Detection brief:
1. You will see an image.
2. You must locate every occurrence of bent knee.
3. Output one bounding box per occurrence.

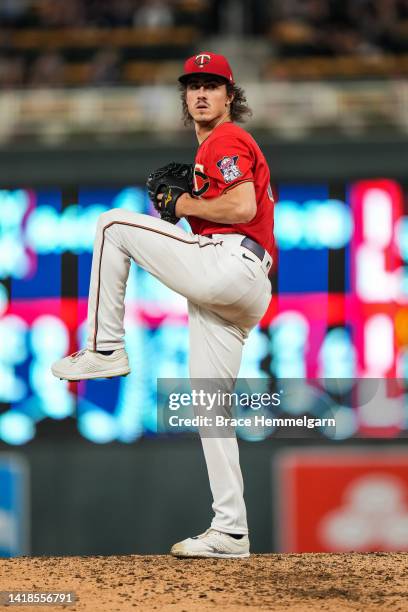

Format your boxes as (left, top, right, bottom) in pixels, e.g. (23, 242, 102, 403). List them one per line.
(97, 208, 124, 228)
(97, 209, 148, 231)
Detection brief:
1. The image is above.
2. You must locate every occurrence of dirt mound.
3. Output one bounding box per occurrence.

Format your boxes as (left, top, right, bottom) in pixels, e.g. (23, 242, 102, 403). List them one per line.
(1, 553, 407, 611)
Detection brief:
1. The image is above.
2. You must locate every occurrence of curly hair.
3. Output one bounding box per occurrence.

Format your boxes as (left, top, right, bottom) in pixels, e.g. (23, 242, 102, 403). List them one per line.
(179, 82, 252, 127)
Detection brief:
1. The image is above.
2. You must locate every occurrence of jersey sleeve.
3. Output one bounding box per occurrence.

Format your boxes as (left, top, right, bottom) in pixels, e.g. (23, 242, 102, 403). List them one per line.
(207, 136, 254, 193)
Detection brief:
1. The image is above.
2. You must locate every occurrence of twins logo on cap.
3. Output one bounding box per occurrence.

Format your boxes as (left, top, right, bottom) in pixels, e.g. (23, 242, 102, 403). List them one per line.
(195, 54, 211, 68)
(178, 52, 234, 84)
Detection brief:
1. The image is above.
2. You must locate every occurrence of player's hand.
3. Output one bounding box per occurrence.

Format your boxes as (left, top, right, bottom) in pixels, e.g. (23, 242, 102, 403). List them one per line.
(157, 191, 189, 218)
(146, 162, 193, 225)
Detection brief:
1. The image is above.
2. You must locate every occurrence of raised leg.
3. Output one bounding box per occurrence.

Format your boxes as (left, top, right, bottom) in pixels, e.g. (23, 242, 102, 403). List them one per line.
(86, 208, 223, 351)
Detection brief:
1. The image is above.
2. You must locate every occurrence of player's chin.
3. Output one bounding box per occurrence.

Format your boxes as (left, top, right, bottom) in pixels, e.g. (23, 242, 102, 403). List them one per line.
(192, 110, 213, 122)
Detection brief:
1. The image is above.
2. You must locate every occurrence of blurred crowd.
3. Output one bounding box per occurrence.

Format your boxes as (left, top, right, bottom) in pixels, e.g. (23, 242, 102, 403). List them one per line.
(0, 0, 207, 88)
(0, 0, 178, 29)
(270, 0, 408, 58)
(0, 0, 408, 88)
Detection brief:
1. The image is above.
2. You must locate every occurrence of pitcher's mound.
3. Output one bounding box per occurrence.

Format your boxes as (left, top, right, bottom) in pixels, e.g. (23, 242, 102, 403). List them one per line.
(1, 552, 407, 611)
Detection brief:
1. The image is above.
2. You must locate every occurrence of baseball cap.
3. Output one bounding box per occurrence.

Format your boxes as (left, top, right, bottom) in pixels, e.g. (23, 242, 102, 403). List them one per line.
(178, 52, 234, 84)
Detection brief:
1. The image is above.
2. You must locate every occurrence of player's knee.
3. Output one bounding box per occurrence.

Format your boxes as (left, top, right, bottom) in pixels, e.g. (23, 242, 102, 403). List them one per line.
(97, 208, 122, 230)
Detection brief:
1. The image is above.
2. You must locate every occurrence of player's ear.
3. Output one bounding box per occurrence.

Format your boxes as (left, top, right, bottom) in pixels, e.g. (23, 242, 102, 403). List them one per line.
(225, 92, 234, 106)
(225, 84, 234, 107)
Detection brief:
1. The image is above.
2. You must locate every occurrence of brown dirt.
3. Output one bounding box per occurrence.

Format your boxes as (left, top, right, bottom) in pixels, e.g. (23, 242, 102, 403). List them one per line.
(0, 553, 407, 611)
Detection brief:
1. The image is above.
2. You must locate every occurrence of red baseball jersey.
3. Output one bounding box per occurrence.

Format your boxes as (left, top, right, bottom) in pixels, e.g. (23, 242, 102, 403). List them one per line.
(188, 121, 274, 255)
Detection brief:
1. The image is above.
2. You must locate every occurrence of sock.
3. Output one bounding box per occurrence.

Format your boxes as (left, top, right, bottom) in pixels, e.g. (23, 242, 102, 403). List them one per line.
(97, 350, 114, 356)
(227, 534, 244, 539)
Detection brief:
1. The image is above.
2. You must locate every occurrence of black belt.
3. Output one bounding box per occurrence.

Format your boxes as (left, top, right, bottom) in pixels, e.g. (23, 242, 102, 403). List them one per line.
(208, 234, 273, 290)
(207, 234, 266, 262)
(241, 237, 273, 288)
(240, 236, 266, 262)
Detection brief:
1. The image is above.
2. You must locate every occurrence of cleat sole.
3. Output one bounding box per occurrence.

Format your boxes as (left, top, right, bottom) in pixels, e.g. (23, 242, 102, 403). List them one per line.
(55, 370, 130, 382)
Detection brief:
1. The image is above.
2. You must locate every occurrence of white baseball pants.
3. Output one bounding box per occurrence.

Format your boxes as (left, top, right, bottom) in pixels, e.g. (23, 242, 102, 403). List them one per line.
(86, 209, 272, 535)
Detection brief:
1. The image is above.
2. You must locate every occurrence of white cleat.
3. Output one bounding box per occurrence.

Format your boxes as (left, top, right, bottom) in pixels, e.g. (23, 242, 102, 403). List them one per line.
(170, 528, 250, 559)
(51, 348, 130, 382)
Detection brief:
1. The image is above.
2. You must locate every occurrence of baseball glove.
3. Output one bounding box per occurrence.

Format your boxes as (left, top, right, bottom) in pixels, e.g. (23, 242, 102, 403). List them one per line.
(146, 162, 193, 224)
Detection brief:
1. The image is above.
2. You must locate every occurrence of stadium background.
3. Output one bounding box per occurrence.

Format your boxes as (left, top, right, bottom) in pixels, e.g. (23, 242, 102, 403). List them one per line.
(1, 0, 408, 558)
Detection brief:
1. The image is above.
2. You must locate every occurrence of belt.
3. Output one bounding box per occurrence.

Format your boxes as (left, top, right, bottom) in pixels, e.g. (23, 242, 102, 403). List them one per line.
(241, 236, 266, 263)
(241, 236, 273, 280)
(207, 234, 273, 278)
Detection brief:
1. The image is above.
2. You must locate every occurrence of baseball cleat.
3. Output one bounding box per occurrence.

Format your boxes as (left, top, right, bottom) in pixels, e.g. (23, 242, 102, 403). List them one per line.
(170, 528, 250, 558)
(51, 348, 130, 381)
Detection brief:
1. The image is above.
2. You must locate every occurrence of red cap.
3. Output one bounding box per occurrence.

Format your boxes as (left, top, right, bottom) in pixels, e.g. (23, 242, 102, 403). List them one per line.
(178, 52, 234, 84)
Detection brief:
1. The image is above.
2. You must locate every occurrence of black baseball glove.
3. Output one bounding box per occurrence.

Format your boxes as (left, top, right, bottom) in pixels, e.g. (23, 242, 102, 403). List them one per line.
(146, 162, 193, 224)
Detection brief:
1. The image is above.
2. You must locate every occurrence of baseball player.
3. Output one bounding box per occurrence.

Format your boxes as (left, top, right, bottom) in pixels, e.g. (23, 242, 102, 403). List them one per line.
(52, 51, 274, 558)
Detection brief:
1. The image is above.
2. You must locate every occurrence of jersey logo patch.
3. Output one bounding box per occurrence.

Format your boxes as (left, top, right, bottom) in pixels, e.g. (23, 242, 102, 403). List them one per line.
(216, 155, 242, 183)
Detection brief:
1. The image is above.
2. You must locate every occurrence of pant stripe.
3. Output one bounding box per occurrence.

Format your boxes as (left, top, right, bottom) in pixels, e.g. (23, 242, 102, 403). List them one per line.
(93, 221, 223, 351)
